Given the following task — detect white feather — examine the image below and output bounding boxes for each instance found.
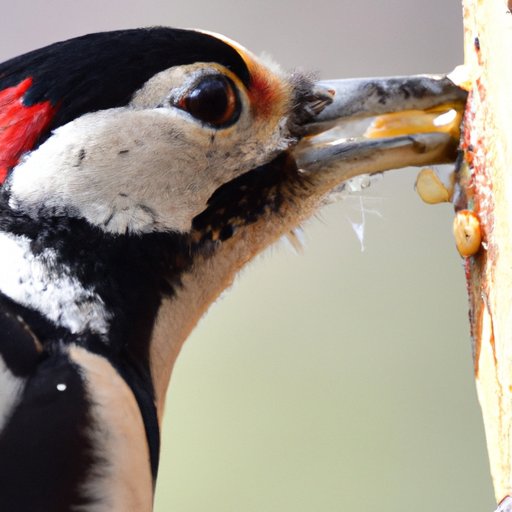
[0,232,110,336]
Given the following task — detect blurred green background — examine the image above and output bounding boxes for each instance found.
[1,1,494,510]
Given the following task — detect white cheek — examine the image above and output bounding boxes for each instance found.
[9,108,220,233]
[0,233,110,336]
[8,106,292,235]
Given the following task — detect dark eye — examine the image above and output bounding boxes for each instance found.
[177,75,240,128]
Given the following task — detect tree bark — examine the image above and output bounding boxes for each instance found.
[461,0,512,505]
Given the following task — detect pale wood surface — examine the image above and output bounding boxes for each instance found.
[462,0,512,503]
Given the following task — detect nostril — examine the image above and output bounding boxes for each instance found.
[288,83,336,137]
[308,85,335,115]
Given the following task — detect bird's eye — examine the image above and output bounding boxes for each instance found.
[177,75,241,128]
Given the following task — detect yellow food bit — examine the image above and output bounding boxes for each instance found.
[453,210,482,257]
[415,167,454,204]
[364,104,463,140]
[447,64,473,92]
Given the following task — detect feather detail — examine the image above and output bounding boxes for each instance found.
[0,78,56,183]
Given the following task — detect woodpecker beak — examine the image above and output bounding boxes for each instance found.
[293,74,467,184]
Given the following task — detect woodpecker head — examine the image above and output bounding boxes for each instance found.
[0,27,464,237]
[0,27,331,234]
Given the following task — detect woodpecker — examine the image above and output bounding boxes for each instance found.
[0,27,465,512]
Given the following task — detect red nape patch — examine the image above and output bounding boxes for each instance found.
[0,77,56,183]
[247,65,285,120]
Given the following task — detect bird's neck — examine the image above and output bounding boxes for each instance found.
[0,152,322,416]
[1,155,328,433]
[0,157,323,512]
[0,203,197,418]
[0,208,275,429]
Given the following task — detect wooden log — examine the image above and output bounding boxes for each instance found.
[461,0,512,505]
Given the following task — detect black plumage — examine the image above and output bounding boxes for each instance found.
[0,27,250,143]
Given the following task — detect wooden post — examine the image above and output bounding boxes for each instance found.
[461,0,512,506]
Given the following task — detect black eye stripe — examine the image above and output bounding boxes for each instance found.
[177,75,241,128]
